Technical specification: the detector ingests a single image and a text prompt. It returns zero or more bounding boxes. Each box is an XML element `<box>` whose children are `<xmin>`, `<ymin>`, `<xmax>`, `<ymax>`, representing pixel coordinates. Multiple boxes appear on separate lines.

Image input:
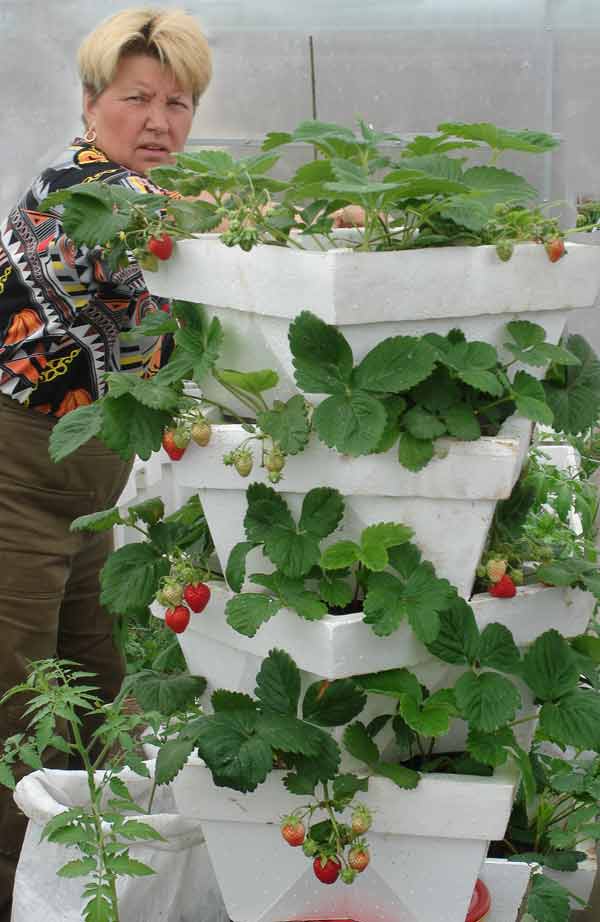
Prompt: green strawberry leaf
<box><xmin>454</xmin><ymin>672</ymin><xmax>521</xmax><ymax>732</ymax></box>
<box><xmin>353</xmin><ymin>337</ymin><xmax>438</xmax><ymax>394</ymax></box>
<box><xmin>128</xmin><ymin>671</ymin><xmax>205</xmax><ymax>716</ymax></box>
<box><xmin>478</xmin><ymin>623</ymin><xmax>521</xmax><ymax>673</ymax></box>
<box><xmin>100</xmin><ymin>394</ymin><xmax>171</xmax><ymax>461</ymax></box>
<box><xmin>302</xmin><ymin>679</ymin><xmax>367</xmax><ymax>727</ymax></box>
<box><xmin>356</xmin><ymin>667</ymin><xmax>423</xmax><ymax>703</ymax></box>
<box><xmin>225</xmin><ymin>593</ymin><xmax>281</xmax><ymax>637</ymax></box>
<box><xmin>244</xmin><ymin>483</ymin><xmax>295</xmax><ymax>542</ymax></box>
<box><xmin>289</xmin><ymin>311</ymin><xmax>354</xmax><ymax>395</ymax></box>
<box><xmin>397</xmin><ymin>432</ymin><xmax>435</xmax><ymax>471</ymax></box>
<box><xmin>257</xmin><ymin>714</ymin><xmax>324</xmax><ymax>756</ymax></box>
<box><xmin>359</xmin><ymin>522</ymin><xmax>414</xmax><ymax>571</ymax></box>
<box><xmin>512</xmin><ymin>371</ymin><xmax>554</xmax><ymax>425</ymax></box>
<box><xmin>543</xmin><ymin>334</ymin><xmax>600</xmax><ymax>434</ymax></box>
<box><xmin>363</xmin><ymin>571</ymin><xmax>409</xmax><ymax>635</ymax></box>
<box><xmin>539</xmin><ymin>689</ymin><xmax>600</xmax><ymax>751</ymax></box>
<box><xmin>226</xmin><ymin>541</ymin><xmax>258</xmax><ymax>592</ymax></box>
<box><xmin>264</xmin><ymin>527</ymin><xmax>321</xmax><ymax>578</ymax></box>
<box><xmin>70</xmin><ymin>507</ymin><xmax>125</xmax><ymax>533</ymax></box>
<box><xmin>398</xmin><ymin>693</ymin><xmax>454</xmax><ymax>737</ymax></box>
<box><xmin>254</xmin><ymin>648</ymin><xmax>301</xmax><ymax>716</ymax></box>
<box><xmin>100</xmin><ymin>543</ymin><xmax>169</xmax><ymax>616</ymax></box>
<box><xmin>320</xmin><ymin>541</ymin><xmax>361</xmax><ymax>570</ymax></box>
<box><xmin>274</xmin><ymin>574</ymin><xmax>328</xmax><ymax>620</ymax></box>
<box><xmin>342</xmin><ymin>722</ymin><xmax>380</xmax><ymax>765</ymax></box>
<box><xmin>256</xmin><ymin>395</ymin><xmax>310</xmax><ymax>454</ymax></box>
<box><xmin>521</xmin><ymin>630</ymin><xmax>580</xmax><ymax>701</ymax></box>
<box><xmin>154</xmin><ymin>737</ymin><xmax>197</xmax><ymax>786</ymax></box>
<box><xmin>216</xmin><ymin>368</ymin><xmax>278</xmax><ymax>395</ymax></box>
<box><xmin>443</xmin><ymin>404</ymin><xmax>481</xmax><ymax>440</ymax></box>
<box><xmin>425</xmin><ymin>598</ymin><xmax>480</xmax><ymax>665</ymax></box>
<box><xmin>298</xmin><ymin>488</ymin><xmax>345</xmax><ymax>538</ymax></box>
<box><xmin>318</xmin><ymin>571</ymin><xmax>354</xmax><ymax>607</ymax></box>
<box><xmin>313</xmin><ymin>391</ymin><xmax>388</xmax><ymax>455</ymax></box>
<box><xmin>525</xmin><ymin>872</ymin><xmax>570</xmax><ymax>922</ymax></box>
<box><xmin>401</xmin><ymin>406</ymin><xmax>447</xmax><ymax>440</ymax></box>
<box><xmin>332</xmin><ymin>773</ymin><xmax>369</xmax><ymax>804</ymax></box>
<box><xmin>193</xmin><ymin>712</ymin><xmax>273</xmax><ymax>792</ymax></box>
<box><xmin>467</xmin><ymin>727</ymin><xmax>515</xmax><ymax>766</ymax></box>
<box><xmin>49</xmin><ymin>403</ymin><xmax>104</xmax><ymax>462</ymax></box>
<box><xmin>371</xmin><ymin>760</ymin><xmax>420</xmax><ymax>789</ymax></box>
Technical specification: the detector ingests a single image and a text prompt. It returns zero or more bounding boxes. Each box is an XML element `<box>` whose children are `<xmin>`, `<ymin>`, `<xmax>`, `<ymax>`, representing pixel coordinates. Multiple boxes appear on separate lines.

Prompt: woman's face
<box><xmin>83</xmin><ymin>53</ymin><xmax>194</xmax><ymax>175</ymax></box>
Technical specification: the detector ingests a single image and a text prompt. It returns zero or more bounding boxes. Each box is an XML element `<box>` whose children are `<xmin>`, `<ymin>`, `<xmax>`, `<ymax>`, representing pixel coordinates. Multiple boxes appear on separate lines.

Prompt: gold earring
<box><xmin>83</xmin><ymin>127</ymin><xmax>97</xmax><ymax>144</ymax></box>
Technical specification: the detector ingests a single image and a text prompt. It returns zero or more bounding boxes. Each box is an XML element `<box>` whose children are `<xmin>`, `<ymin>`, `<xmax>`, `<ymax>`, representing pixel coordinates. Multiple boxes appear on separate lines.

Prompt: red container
<box><xmin>466</xmin><ymin>879</ymin><xmax>492</xmax><ymax>922</ymax></box>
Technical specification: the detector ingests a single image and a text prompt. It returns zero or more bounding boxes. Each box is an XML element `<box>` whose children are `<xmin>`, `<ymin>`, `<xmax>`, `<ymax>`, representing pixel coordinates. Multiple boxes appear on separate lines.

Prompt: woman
<box><xmin>0</xmin><ymin>9</ymin><xmax>211</xmax><ymax>917</ymax></box>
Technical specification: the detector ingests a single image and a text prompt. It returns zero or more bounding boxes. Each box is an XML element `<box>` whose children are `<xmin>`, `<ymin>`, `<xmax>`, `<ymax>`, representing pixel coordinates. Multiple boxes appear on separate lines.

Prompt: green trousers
<box><xmin>0</xmin><ymin>395</ymin><xmax>132</xmax><ymax>922</ymax></box>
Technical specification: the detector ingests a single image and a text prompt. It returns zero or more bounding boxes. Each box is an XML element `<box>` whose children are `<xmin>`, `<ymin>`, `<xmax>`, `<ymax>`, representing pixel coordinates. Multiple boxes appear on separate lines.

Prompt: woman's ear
<box><xmin>82</xmin><ymin>88</ymin><xmax>96</xmax><ymax>128</ymax></box>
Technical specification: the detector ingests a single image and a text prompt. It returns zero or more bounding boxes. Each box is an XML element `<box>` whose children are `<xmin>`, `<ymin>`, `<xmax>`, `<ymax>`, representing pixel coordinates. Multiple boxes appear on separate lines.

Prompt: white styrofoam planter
<box><xmin>143</xmin><ymin>238</ymin><xmax>600</xmax><ymax>409</ymax></box>
<box><xmin>479</xmin><ymin>859</ymin><xmax>532</xmax><ymax>922</ymax></box>
<box><xmin>174</xmin><ymin>416</ymin><xmax>532</xmax><ymax>600</ymax></box>
<box><xmin>170</xmin><ymin>756</ymin><xmax>518</xmax><ymax>922</ymax></box>
<box><xmin>160</xmin><ymin>581</ymin><xmax>594</xmax><ymax>689</ymax></box>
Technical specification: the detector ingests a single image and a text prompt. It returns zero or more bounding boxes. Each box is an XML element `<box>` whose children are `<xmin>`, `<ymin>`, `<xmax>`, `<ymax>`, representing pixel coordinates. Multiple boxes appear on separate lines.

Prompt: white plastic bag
<box><xmin>11</xmin><ymin>767</ymin><xmax>229</xmax><ymax>922</ymax></box>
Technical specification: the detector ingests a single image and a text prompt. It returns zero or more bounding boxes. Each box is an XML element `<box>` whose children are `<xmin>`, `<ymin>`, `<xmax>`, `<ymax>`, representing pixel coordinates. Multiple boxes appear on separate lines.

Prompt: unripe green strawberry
<box><xmin>486</xmin><ymin>558</ymin><xmax>507</xmax><ymax>583</ymax></box>
<box><xmin>157</xmin><ymin>582</ymin><xmax>184</xmax><ymax>607</ymax></box>
<box><xmin>510</xmin><ymin>568</ymin><xmax>524</xmax><ymax>586</ymax></box>
<box><xmin>233</xmin><ymin>450</ymin><xmax>253</xmax><ymax>478</ymax></box>
<box><xmin>302</xmin><ymin>837</ymin><xmax>318</xmax><ymax>857</ymax></box>
<box><xmin>268</xmin><ymin>470</ymin><xmax>283</xmax><ymax>484</ymax></box>
<box><xmin>496</xmin><ymin>240</ymin><xmax>514</xmax><ymax>262</ymax></box>
<box><xmin>265</xmin><ymin>448</ymin><xmax>285</xmax><ymax>473</ymax></box>
<box><xmin>476</xmin><ymin>564</ymin><xmax>487</xmax><ymax>580</ymax></box>
<box><xmin>191</xmin><ymin>419</ymin><xmax>212</xmax><ymax>447</ymax></box>
<box><xmin>340</xmin><ymin>867</ymin><xmax>357</xmax><ymax>885</ymax></box>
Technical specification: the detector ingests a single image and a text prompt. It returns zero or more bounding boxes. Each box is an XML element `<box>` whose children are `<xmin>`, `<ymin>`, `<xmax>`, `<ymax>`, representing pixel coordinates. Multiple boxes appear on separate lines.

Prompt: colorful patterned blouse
<box><xmin>0</xmin><ymin>139</ymin><xmax>171</xmax><ymax>417</ymax></box>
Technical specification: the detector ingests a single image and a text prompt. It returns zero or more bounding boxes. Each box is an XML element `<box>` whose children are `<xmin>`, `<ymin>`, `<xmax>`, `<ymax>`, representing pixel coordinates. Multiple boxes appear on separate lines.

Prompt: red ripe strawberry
<box><xmin>148</xmin><ymin>232</ymin><xmax>174</xmax><ymax>261</ymax></box>
<box><xmin>545</xmin><ymin>238</ymin><xmax>566</xmax><ymax>263</ymax></box>
<box><xmin>348</xmin><ymin>846</ymin><xmax>370</xmax><ymax>872</ymax></box>
<box><xmin>313</xmin><ymin>856</ymin><xmax>341</xmax><ymax>885</ymax></box>
<box><xmin>162</xmin><ymin>429</ymin><xmax>186</xmax><ymax>461</ymax></box>
<box><xmin>165</xmin><ymin>605</ymin><xmax>191</xmax><ymax>633</ymax></box>
<box><xmin>183</xmin><ymin>582</ymin><xmax>211</xmax><ymax>613</ymax></box>
<box><xmin>280</xmin><ymin>819</ymin><xmax>305</xmax><ymax>847</ymax></box>
<box><xmin>489</xmin><ymin>574</ymin><xmax>517</xmax><ymax>598</ymax></box>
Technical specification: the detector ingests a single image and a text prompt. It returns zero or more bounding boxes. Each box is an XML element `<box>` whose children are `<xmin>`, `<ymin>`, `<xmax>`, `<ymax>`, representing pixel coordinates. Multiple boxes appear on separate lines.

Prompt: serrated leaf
<box><xmin>100</xmin><ymin>394</ymin><xmax>171</xmax><ymax>461</ymax></box>
<box><xmin>256</xmin><ymin>395</ymin><xmax>310</xmax><ymax>454</ymax></box>
<box><xmin>289</xmin><ymin>311</ymin><xmax>354</xmax><ymax>395</ymax></box>
<box><xmin>226</xmin><ymin>541</ymin><xmax>257</xmax><ymax>592</ymax></box>
<box><xmin>257</xmin><ymin>713</ymin><xmax>324</xmax><ymax>755</ymax></box>
<box><xmin>100</xmin><ymin>544</ymin><xmax>169</xmax><ymax>616</ymax></box>
<box><xmin>302</xmin><ymin>679</ymin><xmax>366</xmax><ymax>727</ymax></box>
<box><xmin>425</xmin><ymin>598</ymin><xmax>480</xmax><ymax>665</ymax></box>
<box><xmin>57</xmin><ymin>857</ymin><xmax>97</xmax><ymax>878</ymax></box>
<box><xmin>543</xmin><ymin>334</ymin><xmax>600</xmax><ymax>434</ymax></box>
<box><xmin>540</xmin><ymin>689</ymin><xmax>600</xmax><ymax>750</ymax></box>
<box><xmin>454</xmin><ymin>671</ymin><xmax>521</xmax><ymax>732</ymax></box>
<box><xmin>521</xmin><ymin>630</ymin><xmax>579</xmax><ymax>701</ymax></box>
<box><xmin>333</xmin><ymin>773</ymin><xmax>369</xmax><ymax>803</ymax></box>
<box><xmin>526</xmin><ymin>872</ymin><xmax>570</xmax><ymax>922</ymax></box>
<box><xmin>320</xmin><ymin>540</ymin><xmax>361</xmax><ymax>570</ymax></box>
<box><xmin>217</xmin><ymin>368</ymin><xmax>278</xmax><ymax>395</ymax></box>
<box><xmin>154</xmin><ymin>737</ymin><xmax>196</xmax><ymax>785</ymax></box>
<box><xmin>397</xmin><ymin>432</ymin><xmax>435</xmax><ymax>471</ymax></box>
<box><xmin>438</xmin><ymin>122</ymin><xmax>559</xmax><ymax>155</ymax></box>
<box><xmin>354</xmin><ymin>337</ymin><xmax>438</xmax><ymax>394</ymax></box>
<box><xmin>275</xmin><ymin>573</ymin><xmax>328</xmax><ymax>621</ymax></box>
<box><xmin>372</xmin><ymin>760</ymin><xmax>420</xmax><ymax>789</ymax></box>
<box><xmin>105</xmin><ymin>855</ymin><xmax>155</xmax><ymax>877</ymax></box>
<box><xmin>343</xmin><ymin>722</ymin><xmax>380</xmax><ymax>765</ymax></box>
<box><xmin>313</xmin><ymin>391</ymin><xmax>388</xmax><ymax>456</ymax></box>
<box><xmin>513</xmin><ymin>371</ymin><xmax>554</xmax><ymax>425</ymax></box>
<box><xmin>49</xmin><ymin>403</ymin><xmax>104</xmax><ymax>462</ymax></box>
<box><xmin>357</xmin><ymin>667</ymin><xmax>422</xmax><ymax>703</ymax></box>
<box><xmin>299</xmin><ymin>487</ymin><xmax>345</xmax><ymax>538</ymax></box>
<box><xmin>467</xmin><ymin>727</ymin><xmax>515</xmax><ymax>766</ymax></box>
<box><xmin>399</xmin><ymin>694</ymin><xmax>453</xmax><ymax>737</ymax></box>
<box><xmin>194</xmin><ymin>712</ymin><xmax>273</xmax><ymax>792</ymax></box>
<box><xmin>443</xmin><ymin>404</ymin><xmax>481</xmax><ymax>440</ymax></box>
<box><xmin>478</xmin><ymin>623</ymin><xmax>521</xmax><ymax>673</ymax></box>
<box><xmin>264</xmin><ymin>526</ymin><xmax>321</xmax><ymax>578</ymax></box>
<box><xmin>318</xmin><ymin>572</ymin><xmax>354</xmax><ymax>607</ymax></box>
<box><xmin>129</xmin><ymin>671</ymin><xmax>205</xmax><ymax>717</ymax></box>
<box><xmin>255</xmin><ymin>648</ymin><xmax>301</xmax><ymax>716</ymax></box>
<box><xmin>70</xmin><ymin>507</ymin><xmax>124</xmax><ymax>533</ymax></box>
<box><xmin>244</xmin><ymin>483</ymin><xmax>295</xmax><ymax>542</ymax></box>
<box><xmin>360</xmin><ymin>522</ymin><xmax>414</xmax><ymax>571</ymax></box>
<box><xmin>402</xmin><ymin>406</ymin><xmax>447</xmax><ymax>439</ymax></box>
<box><xmin>118</xmin><ymin>820</ymin><xmax>164</xmax><ymax>842</ymax></box>
<box><xmin>403</xmin><ymin>563</ymin><xmax>457</xmax><ymax>644</ymax></box>
<box><xmin>226</xmin><ymin>593</ymin><xmax>281</xmax><ymax>637</ymax></box>
<box><xmin>363</xmin><ymin>571</ymin><xmax>408</xmax><ymax>635</ymax></box>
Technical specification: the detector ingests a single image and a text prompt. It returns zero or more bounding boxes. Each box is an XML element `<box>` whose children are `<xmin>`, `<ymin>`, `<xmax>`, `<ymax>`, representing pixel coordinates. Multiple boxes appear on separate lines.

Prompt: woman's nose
<box><xmin>145</xmin><ymin>102</ymin><xmax>169</xmax><ymax>133</ymax></box>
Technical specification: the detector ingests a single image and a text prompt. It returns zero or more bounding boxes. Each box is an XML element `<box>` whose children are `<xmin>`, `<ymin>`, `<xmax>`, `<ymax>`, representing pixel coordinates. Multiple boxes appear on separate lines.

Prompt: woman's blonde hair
<box><xmin>78</xmin><ymin>8</ymin><xmax>212</xmax><ymax>106</ymax></box>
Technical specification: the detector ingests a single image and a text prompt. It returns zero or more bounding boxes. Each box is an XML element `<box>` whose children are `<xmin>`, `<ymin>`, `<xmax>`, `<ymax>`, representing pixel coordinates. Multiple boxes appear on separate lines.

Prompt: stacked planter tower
<box><xmin>142</xmin><ymin>232</ymin><xmax>600</xmax><ymax>922</ymax></box>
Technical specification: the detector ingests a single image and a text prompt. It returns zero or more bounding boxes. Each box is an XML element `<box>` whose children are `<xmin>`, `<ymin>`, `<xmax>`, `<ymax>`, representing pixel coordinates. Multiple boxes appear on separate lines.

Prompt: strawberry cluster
<box><xmin>280</xmin><ymin>804</ymin><xmax>373</xmax><ymax>886</ymax></box>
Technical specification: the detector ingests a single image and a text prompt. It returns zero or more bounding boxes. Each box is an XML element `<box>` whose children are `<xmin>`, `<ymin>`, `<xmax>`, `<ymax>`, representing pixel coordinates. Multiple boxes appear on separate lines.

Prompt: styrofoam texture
<box><xmin>145</xmin><ymin>239</ymin><xmax>600</xmax><ymax>324</ymax></box>
<box><xmin>143</xmin><ymin>239</ymin><xmax>600</xmax><ymax>411</ymax></box>
<box><xmin>170</xmin><ymin>757</ymin><xmax>518</xmax><ymax>922</ymax></box>
<box><xmin>174</xmin><ymin>416</ymin><xmax>532</xmax><ymax>599</ymax></box>
<box><xmin>161</xmin><ymin>581</ymin><xmax>594</xmax><ymax>684</ymax></box>
<box><xmin>479</xmin><ymin>859</ymin><xmax>533</xmax><ymax>922</ymax></box>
